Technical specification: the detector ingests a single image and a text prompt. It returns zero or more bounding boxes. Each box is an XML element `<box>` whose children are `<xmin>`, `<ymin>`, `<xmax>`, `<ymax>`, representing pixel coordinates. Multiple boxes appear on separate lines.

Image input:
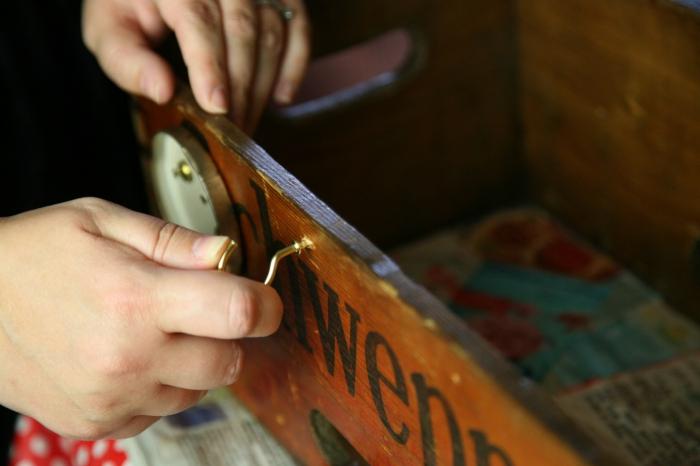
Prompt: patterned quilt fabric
<box><xmin>391</xmin><ymin>208</ymin><xmax>700</xmax><ymax>392</ymax></box>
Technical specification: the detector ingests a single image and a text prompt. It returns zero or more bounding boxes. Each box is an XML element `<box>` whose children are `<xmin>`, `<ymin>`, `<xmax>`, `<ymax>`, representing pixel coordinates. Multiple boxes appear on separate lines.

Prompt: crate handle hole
<box><xmin>273</xmin><ymin>28</ymin><xmax>423</xmax><ymax>119</ymax></box>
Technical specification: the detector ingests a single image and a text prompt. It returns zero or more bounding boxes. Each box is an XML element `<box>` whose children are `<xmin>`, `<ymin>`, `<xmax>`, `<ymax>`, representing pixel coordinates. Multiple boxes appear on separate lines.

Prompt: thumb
<box><xmin>85</xmin><ymin>199</ymin><xmax>231</xmax><ymax>269</ymax></box>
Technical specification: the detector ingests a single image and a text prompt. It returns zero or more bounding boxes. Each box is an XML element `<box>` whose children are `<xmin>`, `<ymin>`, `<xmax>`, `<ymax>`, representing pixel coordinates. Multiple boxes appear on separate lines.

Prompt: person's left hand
<box><xmin>82</xmin><ymin>0</ymin><xmax>310</xmax><ymax>133</ymax></box>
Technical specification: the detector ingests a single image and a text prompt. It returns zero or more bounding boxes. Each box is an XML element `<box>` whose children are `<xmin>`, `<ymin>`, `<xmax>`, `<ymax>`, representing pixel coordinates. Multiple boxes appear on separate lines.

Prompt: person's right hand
<box><xmin>0</xmin><ymin>198</ymin><xmax>282</xmax><ymax>439</ymax></box>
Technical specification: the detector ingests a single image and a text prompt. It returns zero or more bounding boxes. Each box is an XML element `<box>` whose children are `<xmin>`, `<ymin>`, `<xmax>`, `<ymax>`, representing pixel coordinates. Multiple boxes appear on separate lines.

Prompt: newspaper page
<box><xmin>120</xmin><ymin>389</ymin><xmax>298</xmax><ymax>466</ymax></box>
<box><xmin>556</xmin><ymin>352</ymin><xmax>700</xmax><ymax>466</ymax></box>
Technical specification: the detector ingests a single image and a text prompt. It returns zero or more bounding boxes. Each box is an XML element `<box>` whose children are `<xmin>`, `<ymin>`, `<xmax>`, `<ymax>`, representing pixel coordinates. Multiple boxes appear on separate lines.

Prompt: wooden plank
<box><xmin>519</xmin><ymin>0</ymin><xmax>700</xmax><ymax>321</ymax></box>
<box><xmin>135</xmin><ymin>90</ymin><xmax>622</xmax><ymax>466</ymax></box>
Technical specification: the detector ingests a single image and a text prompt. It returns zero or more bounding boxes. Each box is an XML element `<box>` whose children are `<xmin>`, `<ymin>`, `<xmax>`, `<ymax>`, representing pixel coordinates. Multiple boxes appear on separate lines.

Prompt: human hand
<box><xmin>82</xmin><ymin>0</ymin><xmax>310</xmax><ymax>132</ymax></box>
<box><xmin>0</xmin><ymin>198</ymin><xmax>282</xmax><ymax>439</ymax></box>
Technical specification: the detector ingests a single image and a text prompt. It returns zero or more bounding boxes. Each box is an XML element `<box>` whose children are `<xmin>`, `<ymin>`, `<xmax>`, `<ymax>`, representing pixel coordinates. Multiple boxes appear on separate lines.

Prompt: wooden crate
<box><xmin>134</xmin><ymin>1</ymin><xmax>700</xmax><ymax>464</ymax></box>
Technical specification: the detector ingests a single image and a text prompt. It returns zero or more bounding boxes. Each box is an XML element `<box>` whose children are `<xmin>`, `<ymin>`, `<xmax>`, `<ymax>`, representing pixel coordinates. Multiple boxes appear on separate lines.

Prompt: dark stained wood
<box><xmin>519</xmin><ymin>0</ymin><xmax>700</xmax><ymax>321</ymax></box>
<box><xmin>255</xmin><ymin>0</ymin><xmax>521</xmax><ymax>249</ymax></box>
<box><xmin>305</xmin><ymin>0</ymin><xmax>427</xmax><ymax>57</ymax></box>
<box><xmin>136</xmin><ymin>90</ymin><xmax>621</xmax><ymax>466</ymax></box>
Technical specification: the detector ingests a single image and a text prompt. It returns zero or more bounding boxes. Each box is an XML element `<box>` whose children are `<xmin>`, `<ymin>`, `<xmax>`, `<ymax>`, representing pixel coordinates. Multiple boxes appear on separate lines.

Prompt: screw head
<box><xmin>174</xmin><ymin>160</ymin><xmax>194</xmax><ymax>182</ymax></box>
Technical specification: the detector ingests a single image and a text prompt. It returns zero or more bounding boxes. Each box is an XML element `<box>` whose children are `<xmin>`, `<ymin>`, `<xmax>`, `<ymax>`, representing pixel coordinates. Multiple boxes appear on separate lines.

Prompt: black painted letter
<box><xmin>285</xmin><ymin>260</ymin><xmax>312</xmax><ymax>352</ymax></box>
<box><xmin>301</xmin><ymin>262</ymin><xmax>360</xmax><ymax>395</ymax></box>
<box><xmin>411</xmin><ymin>373</ymin><xmax>465</xmax><ymax>466</ymax></box>
<box><xmin>470</xmin><ymin>430</ymin><xmax>514</xmax><ymax>466</ymax></box>
<box><xmin>365</xmin><ymin>331</ymin><xmax>410</xmax><ymax>444</ymax></box>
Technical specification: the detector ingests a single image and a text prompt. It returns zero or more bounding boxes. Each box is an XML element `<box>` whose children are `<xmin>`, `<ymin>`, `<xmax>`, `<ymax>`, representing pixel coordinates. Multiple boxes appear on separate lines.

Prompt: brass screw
<box><xmin>174</xmin><ymin>160</ymin><xmax>194</xmax><ymax>182</ymax></box>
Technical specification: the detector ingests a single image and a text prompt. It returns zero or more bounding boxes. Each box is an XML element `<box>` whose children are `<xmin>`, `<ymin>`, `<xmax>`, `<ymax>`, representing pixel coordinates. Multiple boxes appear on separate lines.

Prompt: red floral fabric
<box><xmin>10</xmin><ymin>416</ymin><xmax>128</xmax><ymax>466</ymax></box>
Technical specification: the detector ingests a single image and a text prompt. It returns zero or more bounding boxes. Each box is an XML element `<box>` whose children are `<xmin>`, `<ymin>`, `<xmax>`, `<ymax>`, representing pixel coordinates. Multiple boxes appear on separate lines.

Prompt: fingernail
<box><xmin>274</xmin><ymin>82</ymin><xmax>293</xmax><ymax>104</ymax></box>
<box><xmin>153</xmin><ymin>83</ymin><xmax>167</xmax><ymax>104</ymax></box>
<box><xmin>193</xmin><ymin>235</ymin><xmax>230</xmax><ymax>263</ymax></box>
<box><xmin>210</xmin><ymin>86</ymin><xmax>228</xmax><ymax>114</ymax></box>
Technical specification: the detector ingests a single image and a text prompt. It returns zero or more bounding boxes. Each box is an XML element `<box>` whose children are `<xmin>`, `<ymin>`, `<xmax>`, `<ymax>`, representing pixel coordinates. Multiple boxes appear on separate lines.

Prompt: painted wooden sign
<box><xmin>135</xmin><ymin>90</ymin><xmax>622</xmax><ymax>466</ymax></box>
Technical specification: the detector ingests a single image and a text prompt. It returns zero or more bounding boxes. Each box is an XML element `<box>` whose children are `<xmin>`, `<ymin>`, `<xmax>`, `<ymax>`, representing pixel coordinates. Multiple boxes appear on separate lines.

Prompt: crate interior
<box><xmin>256</xmin><ymin>0</ymin><xmax>700</xmax><ymax>324</ymax></box>
<box><xmin>250</xmin><ymin>2</ymin><xmax>700</xmax><ymax>460</ymax></box>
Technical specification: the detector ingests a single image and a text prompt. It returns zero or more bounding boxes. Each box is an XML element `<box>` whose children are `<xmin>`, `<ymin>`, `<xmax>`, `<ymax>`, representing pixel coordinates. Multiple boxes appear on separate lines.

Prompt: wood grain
<box><xmin>519</xmin><ymin>0</ymin><xmax>700</xmax><ymax>321</ymax></box>
<box><xmin>136</xmin><ymin>90</ymin><xmax>622</xmax><ymax>466</ymax></box>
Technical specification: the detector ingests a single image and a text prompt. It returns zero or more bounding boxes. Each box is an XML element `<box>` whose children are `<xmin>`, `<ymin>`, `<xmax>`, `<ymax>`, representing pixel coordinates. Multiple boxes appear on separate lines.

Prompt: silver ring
<box><xmin>255</xmin><ymin>0</ymin><xmax>295</xmax><ymax>21</ymax></box>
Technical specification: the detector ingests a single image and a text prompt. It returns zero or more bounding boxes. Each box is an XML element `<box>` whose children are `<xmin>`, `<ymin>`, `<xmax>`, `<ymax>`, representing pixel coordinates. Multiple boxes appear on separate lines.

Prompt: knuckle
<box><xmin>213</xmin><ymin>341</ymin><xmax>243</xmax><ymax>384</ymax></box>
<box><xmin>151</xmin><ymin>221</ymin><xmax>180</xmax><ymax>263</ymax></box>
<box><xmin>71</xmin><ymin>197</ymin><xmax>119</xmax><ymax>233</ymax></box>
<box><xmin>202</xmin><ymin>55</ymin><xmax>227</xmax><ymax>78</ymax></box>
<box><xmin>65</xmin><ymin>420</ymin><xmax>111</xmax><ymax>441</ymax></box>
<box><xmin>223</xmin><ymin>8</ymin><xmax>256</xmax><ymax>41</ymax></box>
<box><xmin>74</xmin><ymin>196</ymin><xmax>110</xmax><ymax>216</ymax></box>
<box><xmin>80</xmin><ymin>395</ymin><xmax>121</xmax><ymax>423</ymax></box>
<box><xmin>262</xmin><ymin>27</ymin><xmax>283</xmax><ymax>53</ymax></box>
<box><xmin>54</xmin><ymin>198</ymin><xmax>104</xmax><ymax>231</ymax></box>
<box><xmin>227</xmin><ymin>288</ymin><xmax>259</xmax><ymax>337</ymax></box>
<box><xmin>93</xmin><ymin>39</ymin><xmax>134</xmax><ymax>82</ymax></box>
<box><xmin>104</xmin><ymin>272</ymin><xmax>151</xmax><ymax>320</ymax></box>
<box><xmin>90</xmin><ymin>347</ymin><xmax>141</xmax><ymax>378</ymax></box>
<box><xmin>181</xmin><ymin>0</ymin><xmax>220</xmax><ymax>28</ymax></box>
<box><xmin>226</xmin><ymin>343</ymin><xmax>244</xmax><ymax>383</ymax></box>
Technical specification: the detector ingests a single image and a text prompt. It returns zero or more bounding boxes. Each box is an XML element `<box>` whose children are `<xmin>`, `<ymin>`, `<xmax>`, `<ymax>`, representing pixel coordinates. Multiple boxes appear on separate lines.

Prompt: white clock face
<box><xmin>150</xmin><ymin>127</ymin><xmax>242</xmax><ymax>273</ymax></box>
<box><xmin>152</xmin><ymin>130</ymin><xmax>219</xmax><ymax>234</ymax></box>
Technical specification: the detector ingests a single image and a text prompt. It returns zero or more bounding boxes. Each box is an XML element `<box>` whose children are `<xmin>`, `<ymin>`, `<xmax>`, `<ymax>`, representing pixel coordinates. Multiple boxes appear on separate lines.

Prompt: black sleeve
<box><xmin>0</xmin><ymin>0</ymin><xmax>148</xmax><ymax>216</ymax></box>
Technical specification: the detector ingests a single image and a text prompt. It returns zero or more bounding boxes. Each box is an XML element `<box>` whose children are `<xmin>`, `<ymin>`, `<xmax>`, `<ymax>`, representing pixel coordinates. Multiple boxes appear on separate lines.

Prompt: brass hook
<box><xmin>217</xmin><ymin>237</ymin><xmax>313</xmax><ymax>285</ymax></box>
<box><xmin>263</xmin><ymin>238</ymin><xmax>313</xmax><ymax>285</ymax></box>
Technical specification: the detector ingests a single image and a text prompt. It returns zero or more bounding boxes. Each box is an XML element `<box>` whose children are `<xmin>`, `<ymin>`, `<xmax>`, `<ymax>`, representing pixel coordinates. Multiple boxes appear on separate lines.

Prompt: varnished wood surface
<box><xmin>519</xmin><ymin>0</ymin><xmax>700</xmax><ymax>321</ymax></box>
<box><xmin>136</xmin><ymin>91</ymin><xmax>622</xmax><ymax>466</ymax></box>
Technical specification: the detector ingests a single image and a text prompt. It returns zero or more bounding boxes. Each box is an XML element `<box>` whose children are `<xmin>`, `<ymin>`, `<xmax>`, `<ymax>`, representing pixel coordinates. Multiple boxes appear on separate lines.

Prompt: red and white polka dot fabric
<box><xmin>10</xmin><ymin>416</ymin><xmax>128</xmax><ymax>466</ymax></box>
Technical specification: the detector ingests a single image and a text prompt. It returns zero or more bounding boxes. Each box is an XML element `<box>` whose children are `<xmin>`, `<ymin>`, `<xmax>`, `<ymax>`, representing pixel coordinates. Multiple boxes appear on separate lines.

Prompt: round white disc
<box><xmin>151</xmin><ymin>131</ymin><xmax>219</xmax><ymax>234</ymax></box>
